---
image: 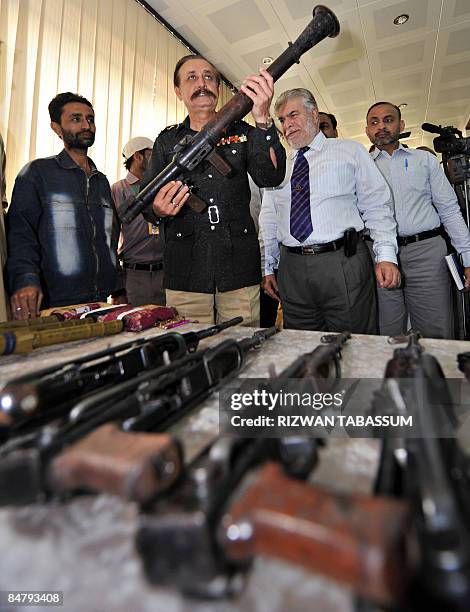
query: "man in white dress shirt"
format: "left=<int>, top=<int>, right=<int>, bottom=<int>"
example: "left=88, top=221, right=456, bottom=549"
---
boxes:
left=259, top=88, right=400, bottom=333
left=366, top=101, right=470, bottom=339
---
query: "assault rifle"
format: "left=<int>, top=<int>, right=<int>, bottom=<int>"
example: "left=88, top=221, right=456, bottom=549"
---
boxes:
left=371, top=333, right=470, bottom=610
left=136, top=436, right=407, bottom=605
left=0, top=326, right=277, bottom=505
left=121, top=5, right=340, bottom=223
left=137, top=333, right=362, bottom=597
left=0, top=317, right=242, bottom=431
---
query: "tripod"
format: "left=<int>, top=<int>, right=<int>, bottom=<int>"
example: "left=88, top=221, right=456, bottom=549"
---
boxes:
left=444, top=153, right=470, bottom=340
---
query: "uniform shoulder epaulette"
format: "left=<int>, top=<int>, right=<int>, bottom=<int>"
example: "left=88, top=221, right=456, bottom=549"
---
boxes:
left=160, top=124, right=178, bottom=134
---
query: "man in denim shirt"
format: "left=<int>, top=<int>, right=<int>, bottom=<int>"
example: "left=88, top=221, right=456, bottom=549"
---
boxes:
left=7, top=92, right=123, bottom=319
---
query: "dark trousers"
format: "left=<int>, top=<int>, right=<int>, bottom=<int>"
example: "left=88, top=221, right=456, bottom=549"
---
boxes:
left=278, top=240, right=377, bottom=334
left=125, top=268, right=165, bottom=306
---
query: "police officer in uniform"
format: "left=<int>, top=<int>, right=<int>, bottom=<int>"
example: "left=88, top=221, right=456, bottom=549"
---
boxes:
left=141, top=55, right=286, bottom=325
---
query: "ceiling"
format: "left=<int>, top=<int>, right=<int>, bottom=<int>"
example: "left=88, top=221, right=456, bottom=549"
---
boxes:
left=146, top=0, right=470, bottom=150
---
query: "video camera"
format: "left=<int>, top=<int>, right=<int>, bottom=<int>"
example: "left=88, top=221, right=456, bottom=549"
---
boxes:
left=422, top=122, right=470, bottom=157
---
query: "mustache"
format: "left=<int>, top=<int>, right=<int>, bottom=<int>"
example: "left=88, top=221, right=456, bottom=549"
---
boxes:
left=190, top=88, right=216, bottom=101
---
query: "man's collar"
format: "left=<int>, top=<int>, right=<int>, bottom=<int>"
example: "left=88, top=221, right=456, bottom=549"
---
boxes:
left=56, top=148, right=97, bottom=172
left=289, top=130, right=326, bottom=159
left=180, top=113, right=221, bottom=133
left=180, top=116, right=191, bottom=132
left=370, top=142, right=411, bottom=159
left=126, top=171, right=140, bottom=184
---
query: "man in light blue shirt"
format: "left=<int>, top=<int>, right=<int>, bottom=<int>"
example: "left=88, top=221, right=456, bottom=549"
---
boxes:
left=259, top=88, right=400, bottom=333
left=366, top=101, right=470, bottom=339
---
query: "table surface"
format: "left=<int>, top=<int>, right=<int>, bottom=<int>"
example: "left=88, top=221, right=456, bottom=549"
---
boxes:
left=1, top=325, right=469, bottom=612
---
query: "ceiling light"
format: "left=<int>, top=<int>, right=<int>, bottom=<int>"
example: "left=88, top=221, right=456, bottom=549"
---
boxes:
left=262, top=56, right=273, bottom=66
left=398, top=103, right=408, bottom=109
left=393, top=14, right=409, bottom=25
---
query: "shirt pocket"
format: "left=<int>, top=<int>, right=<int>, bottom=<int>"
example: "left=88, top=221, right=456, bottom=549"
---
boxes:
left=402, top=161, right=429, bottom=195
left=310, top=159, right=355, bottom=198
left=165, top=220, right=195, bottom=279
left=217, top=140, right=247, bottom=175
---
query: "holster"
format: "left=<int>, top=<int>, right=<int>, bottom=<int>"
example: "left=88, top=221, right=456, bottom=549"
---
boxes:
left=343, top=227, right=359, bottom=258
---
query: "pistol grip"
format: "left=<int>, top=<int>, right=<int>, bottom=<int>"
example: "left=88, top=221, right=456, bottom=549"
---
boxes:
left=222, top=462, right=410, bottom=607
left=47, top=423, right=182, bottom=503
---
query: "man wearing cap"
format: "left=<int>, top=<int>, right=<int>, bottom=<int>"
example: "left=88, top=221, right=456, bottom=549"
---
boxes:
left=112, top=137, right=165, bottom=306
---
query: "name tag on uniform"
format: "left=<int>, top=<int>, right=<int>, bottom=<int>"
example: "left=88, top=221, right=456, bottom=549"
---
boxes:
left=148, top=223, right=160, bottom=235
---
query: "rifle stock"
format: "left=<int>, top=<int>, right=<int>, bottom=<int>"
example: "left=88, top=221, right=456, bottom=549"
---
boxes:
left=221, top=462, right=409, bottom=607
left=122, top=5, right=340, bottom=223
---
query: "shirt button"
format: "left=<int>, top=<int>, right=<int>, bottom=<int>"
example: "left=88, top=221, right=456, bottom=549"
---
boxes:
left=209, top=198, right=214, bottom=203
left=266, top=135, right=271, bottom=141
left=208, top=174, right=213, bottom=179
left=232, top=149, right=237, bottom=154
left=211, top=225, right=215, bottom=230
left=244, top=228, right=248, bottom=233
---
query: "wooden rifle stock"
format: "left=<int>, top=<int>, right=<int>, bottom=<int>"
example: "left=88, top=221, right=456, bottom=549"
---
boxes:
left=46, top=423, right=183, bottom=503
left=121, top=5, right=340, bottom=223
left=221, top=463, right=410, bottom=607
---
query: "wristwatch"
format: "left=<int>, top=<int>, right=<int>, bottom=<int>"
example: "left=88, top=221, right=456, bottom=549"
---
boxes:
left=255, top=117, right=274, bottom=130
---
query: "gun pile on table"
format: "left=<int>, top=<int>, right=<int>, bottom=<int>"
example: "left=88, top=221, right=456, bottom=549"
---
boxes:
left=2, top=3, right=470, bottom=602
left=1, top=320, right=470, bottom=611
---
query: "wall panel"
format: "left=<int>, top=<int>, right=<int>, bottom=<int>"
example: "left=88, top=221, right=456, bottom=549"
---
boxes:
left=0, top=0, right=234, bottom=200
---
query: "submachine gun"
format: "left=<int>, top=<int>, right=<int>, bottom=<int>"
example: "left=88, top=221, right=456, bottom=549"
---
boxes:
left=121, top=4, right=340, bottom=223
left=371, top=333, right=470, bottom=611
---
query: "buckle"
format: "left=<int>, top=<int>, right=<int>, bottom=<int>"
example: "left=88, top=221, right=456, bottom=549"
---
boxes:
left=301, top=246, right=315, bottom=254
left=208, top=205, right=220, bottom=224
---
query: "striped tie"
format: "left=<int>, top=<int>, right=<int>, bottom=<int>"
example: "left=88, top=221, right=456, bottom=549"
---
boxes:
left=290, top=146, right=312, bottom=243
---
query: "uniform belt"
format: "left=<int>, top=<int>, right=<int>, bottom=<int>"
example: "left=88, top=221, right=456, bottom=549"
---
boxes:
left=123, top=261, right=163, bottom=271
left=284, top=237, right=345, bottom=255
left=397, top=227, right=443, bottom=246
